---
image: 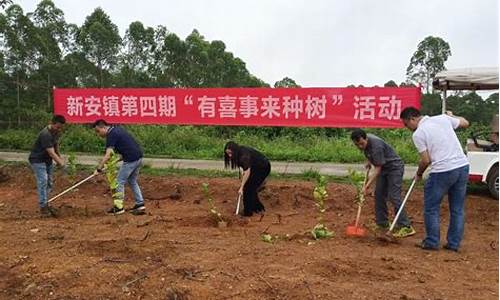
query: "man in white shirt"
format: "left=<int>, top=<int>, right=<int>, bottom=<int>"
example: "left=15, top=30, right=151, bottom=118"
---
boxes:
left=400, top=107, right=469, bottom=252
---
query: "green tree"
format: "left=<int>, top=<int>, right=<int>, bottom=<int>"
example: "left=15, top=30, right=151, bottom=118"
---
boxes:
left=153, top=31, right=187, bottom=87
left=185, top=29, right=209, bottom=87
left=31, top=0, right=70, bottom=60
left=0, top=2, right=274, bottom=129
left=383, top=80, right=398, bottom=87
left=0, top=0, right=12, bottom=9
left=115, top=21, right=155, bottom=87
left=30, top=0, right=72, bottom=110
left=60, top=51, right=96, bottom=87
left=399, top=82, right=416, bottom=87
left=447, top=92, right=499, bottom=125
left=274, top=77, right=300, bottom=88
left=76, top=7, right=121, bottom=87
left=419, top=93, right=442, bottom=116
left=148, top=25, right=175, bottom=87
left=0, top=5, right=41, bottom=124
left=406, top=36, right=451, bottom=94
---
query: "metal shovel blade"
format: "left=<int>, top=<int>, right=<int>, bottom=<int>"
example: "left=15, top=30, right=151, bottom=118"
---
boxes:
left=345, top=223, right=367, bottom=237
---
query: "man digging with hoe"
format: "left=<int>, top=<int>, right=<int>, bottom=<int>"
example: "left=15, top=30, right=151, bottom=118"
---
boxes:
left=92, top=119, right=146, bottom=216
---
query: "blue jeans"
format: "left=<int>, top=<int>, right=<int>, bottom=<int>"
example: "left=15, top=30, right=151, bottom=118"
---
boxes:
left=423, top=165, right=469, bottom=250
left=30, top=162, right=54, bottom=208
left=116, top=159, right=144, bottom=206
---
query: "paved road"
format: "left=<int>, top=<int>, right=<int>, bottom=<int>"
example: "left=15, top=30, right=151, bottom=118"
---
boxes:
left=0, top=151, right=418, bottom=179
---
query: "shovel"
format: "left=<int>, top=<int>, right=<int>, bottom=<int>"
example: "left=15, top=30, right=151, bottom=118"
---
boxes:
left=379, top=177, right=417, bottom=242
left=345, top=168, right=370, bottom=237
left=48, top=172, right=98, bottom=203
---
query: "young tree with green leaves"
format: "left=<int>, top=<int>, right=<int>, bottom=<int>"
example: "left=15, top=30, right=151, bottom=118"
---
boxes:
left=311, top=176, right=334, bottom=240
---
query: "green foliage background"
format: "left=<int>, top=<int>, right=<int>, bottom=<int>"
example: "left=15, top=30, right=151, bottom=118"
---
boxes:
left=0, top=1, right=497, bottom=164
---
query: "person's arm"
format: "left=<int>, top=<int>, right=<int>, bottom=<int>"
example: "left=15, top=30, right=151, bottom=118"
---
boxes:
left=40, top=132, right=63, bottom=165
left=238, top=168, right=251, bottom=195
left=54, top=142, right=60, bottom=156
left=415, top=150, right=431, bottom=181
left=46, top=147, right=64, bottom=166
left=411, top=131, right=430, bottom=181
left=94, top=148, right=114, bottom=175
left=363, top=165, right=381, bottom=195
left=446, top=111, right=469, bottom=129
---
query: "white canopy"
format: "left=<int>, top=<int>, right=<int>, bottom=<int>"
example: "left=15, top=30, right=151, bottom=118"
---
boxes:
left=433, top=67, right=499, bottom=90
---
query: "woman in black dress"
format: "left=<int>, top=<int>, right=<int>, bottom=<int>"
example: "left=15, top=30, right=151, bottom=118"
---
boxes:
left=224, top=141, right=271, bottom=216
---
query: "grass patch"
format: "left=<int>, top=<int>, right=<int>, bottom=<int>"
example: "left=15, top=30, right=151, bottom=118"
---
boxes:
left=0, top=125, right=421, bottom=163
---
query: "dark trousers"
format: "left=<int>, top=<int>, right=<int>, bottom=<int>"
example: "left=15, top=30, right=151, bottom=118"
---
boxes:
left=374, top=165, right=411, bottom=227
left=243, top=163, right=271, bottom=216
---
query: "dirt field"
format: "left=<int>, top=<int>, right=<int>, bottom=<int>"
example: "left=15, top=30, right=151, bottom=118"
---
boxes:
left=0, top=165, right=498, bottom=300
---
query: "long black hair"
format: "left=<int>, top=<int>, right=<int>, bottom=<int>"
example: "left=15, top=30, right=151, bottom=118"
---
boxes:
left=224, top=141, right=240, bottom=169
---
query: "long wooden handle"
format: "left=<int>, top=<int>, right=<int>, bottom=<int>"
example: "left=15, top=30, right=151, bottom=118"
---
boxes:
left=364, top=168, right=370, bottom=186
left=235, top=194, right=242, bottom=215
left=48, top=173, right=97, bottom=203
left=354, top=204, right=362, bottom=227
left=389, top=178, right=417, bottom=232
left=354, top=168, right=370, bottom=227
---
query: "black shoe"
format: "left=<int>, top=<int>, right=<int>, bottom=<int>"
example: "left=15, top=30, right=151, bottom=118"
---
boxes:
left=48, top=206, right=58, bottom=216
left=129, top=204, right=146, bottom=215
left=40, top=206, right=52, bottom=218
left=107, top=206, right=125, bottom=215
left=40, top=206, right=57, bottom=218
left=443, top=244, right=459, bottom=252
left=414, top=241, right=438, bottom=251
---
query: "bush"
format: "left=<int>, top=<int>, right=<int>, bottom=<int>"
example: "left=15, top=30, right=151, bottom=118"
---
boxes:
left=2, top=124, right=469, bottom=165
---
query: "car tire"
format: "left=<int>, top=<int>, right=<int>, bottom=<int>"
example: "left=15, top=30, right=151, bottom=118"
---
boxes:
left=487, top=164, right=499, bottom=200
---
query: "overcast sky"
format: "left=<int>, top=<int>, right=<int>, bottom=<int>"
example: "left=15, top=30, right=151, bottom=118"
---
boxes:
left=15, top=0, right=500, bottom=88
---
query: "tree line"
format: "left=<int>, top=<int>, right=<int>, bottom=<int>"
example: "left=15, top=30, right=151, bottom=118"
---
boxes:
left=0, top=0, right=497, bottom=129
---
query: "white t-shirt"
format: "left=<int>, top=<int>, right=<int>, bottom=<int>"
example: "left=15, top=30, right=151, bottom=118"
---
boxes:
left=412, top=115, right=469, bottom=173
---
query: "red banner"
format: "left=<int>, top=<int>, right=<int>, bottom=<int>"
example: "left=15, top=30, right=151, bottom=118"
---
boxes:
left=53, top=87, right=421, bottom=128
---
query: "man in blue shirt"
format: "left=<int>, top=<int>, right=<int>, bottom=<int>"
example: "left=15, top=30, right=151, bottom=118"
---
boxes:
left=92, top=119, right=145, bottom=215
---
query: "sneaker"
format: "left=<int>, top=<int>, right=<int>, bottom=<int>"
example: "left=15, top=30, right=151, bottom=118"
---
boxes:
left=414, top=241, right=438, bottom=251
left=375, top=223, right=390, bottom=231
left=392, top=226, right=416, bottom=238
left=107, top=206, right=125, bottom=215
left=129, top=204, right=146, bottom=216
